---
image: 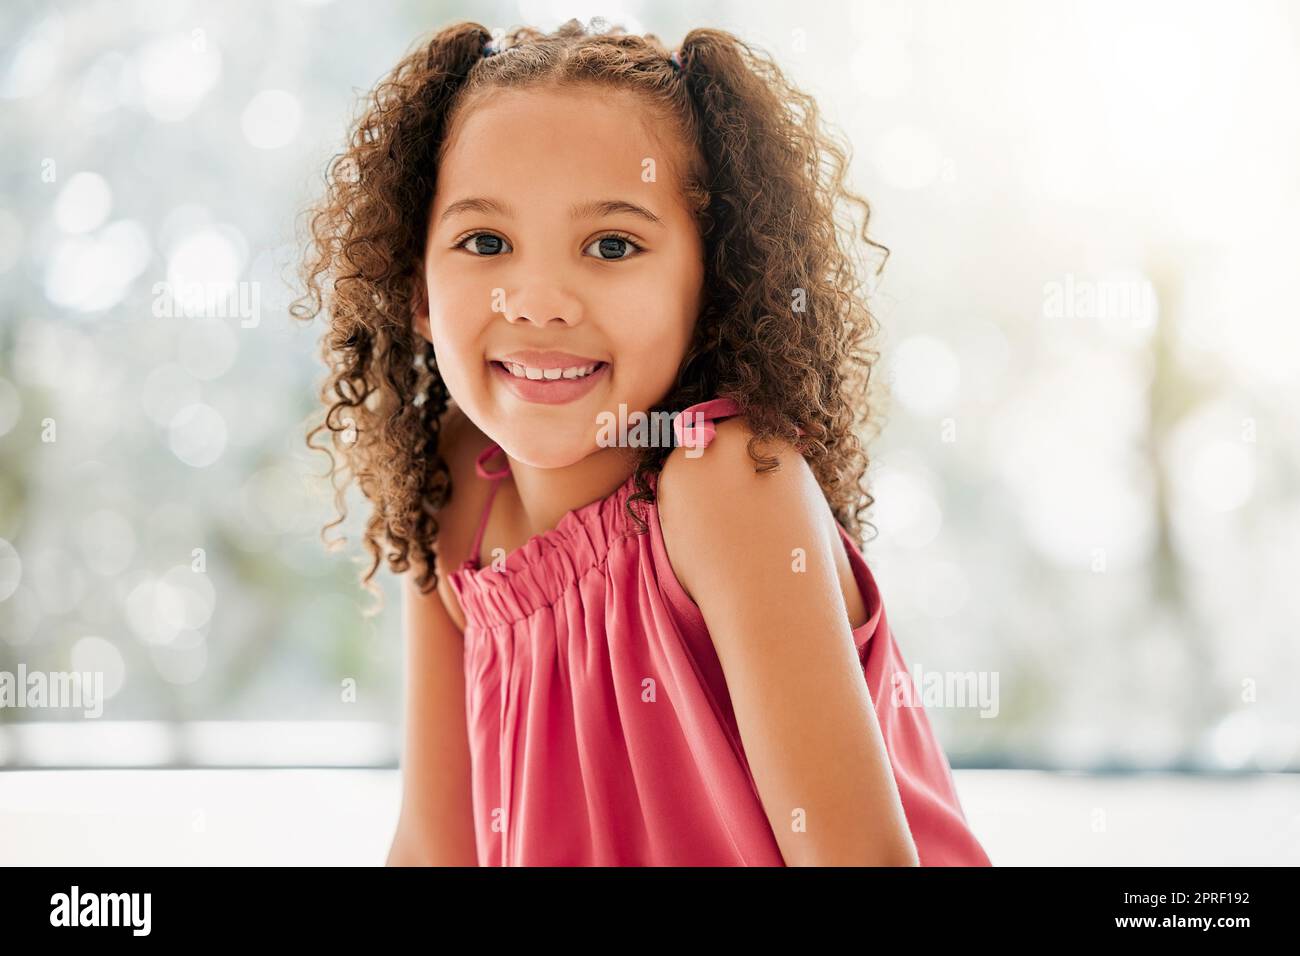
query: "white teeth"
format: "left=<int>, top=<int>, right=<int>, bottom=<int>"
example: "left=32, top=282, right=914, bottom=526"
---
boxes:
left=501, top=361, right=602, bottom=381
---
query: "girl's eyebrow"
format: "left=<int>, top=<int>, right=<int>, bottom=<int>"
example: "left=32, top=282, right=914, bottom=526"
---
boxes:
left=438, top=197, right=663, bottom=227
left=571, top=198, right=664, bottom=227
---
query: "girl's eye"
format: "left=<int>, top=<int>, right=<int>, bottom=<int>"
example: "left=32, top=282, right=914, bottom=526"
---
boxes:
left=454, top=232, right=511, bottom=256
left=451, top=231, right=644, bottom=260
left=583, top=233, right=644, bottom=261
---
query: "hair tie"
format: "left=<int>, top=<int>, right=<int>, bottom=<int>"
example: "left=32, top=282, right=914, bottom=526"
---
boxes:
left=482, top=37, right=500, bottom=57
left=669, top=49, right=683, bottom=73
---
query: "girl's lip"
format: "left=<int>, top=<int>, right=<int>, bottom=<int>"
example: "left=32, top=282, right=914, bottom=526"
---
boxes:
left=488, top=359, right=611, bottom=405
left=495, top=351, right=606, bottom=369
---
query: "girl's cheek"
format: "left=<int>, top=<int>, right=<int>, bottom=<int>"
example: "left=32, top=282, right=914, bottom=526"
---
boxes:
left=621, top=316, right=687, bottom=362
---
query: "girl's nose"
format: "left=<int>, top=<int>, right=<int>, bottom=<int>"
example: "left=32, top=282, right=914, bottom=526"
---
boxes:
left=499, top=290, right=583, bottom=327
left=505, top=310, right=573, bottom=326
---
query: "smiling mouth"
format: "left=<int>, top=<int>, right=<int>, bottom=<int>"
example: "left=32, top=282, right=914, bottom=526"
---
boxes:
left=489, top=360, right=610, bottom=381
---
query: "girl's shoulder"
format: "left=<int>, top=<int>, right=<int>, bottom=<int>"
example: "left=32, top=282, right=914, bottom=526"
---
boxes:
left=659, top=413, right=805, bottom=498
left=657, top=415, right=867, bottom=629
left=656, top=414, right=809, bottom=575
left=430, top=403, right=500, bottom=631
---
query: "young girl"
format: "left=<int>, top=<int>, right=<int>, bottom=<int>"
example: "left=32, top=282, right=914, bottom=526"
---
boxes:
left=296, top=19, right=991, bottom=867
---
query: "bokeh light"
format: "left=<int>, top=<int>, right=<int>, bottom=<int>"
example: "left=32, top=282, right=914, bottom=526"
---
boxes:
left=241, top=89, right=303, bottom=150
left=1, top=0, right=1296, bottom=782
left=134, top=31, right=221, bottom=121
left=53, top=172, right=112, bottom=234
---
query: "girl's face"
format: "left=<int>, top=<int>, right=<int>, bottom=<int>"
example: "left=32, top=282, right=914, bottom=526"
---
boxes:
left=414, top=84, right=705, bottom=469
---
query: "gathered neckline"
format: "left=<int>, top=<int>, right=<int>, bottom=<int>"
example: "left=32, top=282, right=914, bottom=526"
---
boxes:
left=447, top=397, right=741, bottom=628
left=452, top=461, right=645, bottom=578
left=446, top=464, right=656, bottom=629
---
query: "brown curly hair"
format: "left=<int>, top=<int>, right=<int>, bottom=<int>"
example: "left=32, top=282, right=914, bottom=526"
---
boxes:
left=293, top=18, right=888, bottom=615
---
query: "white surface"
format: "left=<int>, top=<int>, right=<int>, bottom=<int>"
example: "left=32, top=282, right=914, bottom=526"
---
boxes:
left=0, top=721, right=395, bottom=767
left=0, top=768, right=1297, bottom=865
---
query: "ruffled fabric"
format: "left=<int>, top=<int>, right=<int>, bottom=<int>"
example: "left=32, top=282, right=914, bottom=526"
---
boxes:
left=446, top=399, right=992, bottom=866
left=449, top=471, right=639, bottom=630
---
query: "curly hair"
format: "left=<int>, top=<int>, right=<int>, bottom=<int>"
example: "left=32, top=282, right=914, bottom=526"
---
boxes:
left=293, top=18, right=888, bottom=615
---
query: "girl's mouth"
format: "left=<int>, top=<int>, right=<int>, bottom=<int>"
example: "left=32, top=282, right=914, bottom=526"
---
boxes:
left=488, top=360, right=611, bottom=406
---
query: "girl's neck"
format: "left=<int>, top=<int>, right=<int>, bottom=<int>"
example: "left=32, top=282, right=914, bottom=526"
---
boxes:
left=500, top=442, right=638, bottom=540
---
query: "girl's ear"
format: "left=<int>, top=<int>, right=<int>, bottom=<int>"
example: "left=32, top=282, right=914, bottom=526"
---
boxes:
left=411, top=271, right=432, bottom=342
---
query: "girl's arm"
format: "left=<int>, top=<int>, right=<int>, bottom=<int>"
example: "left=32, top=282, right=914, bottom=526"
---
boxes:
left=386, top=569, right=479, bottom=866
left=658, top=420, right=919, bottom=867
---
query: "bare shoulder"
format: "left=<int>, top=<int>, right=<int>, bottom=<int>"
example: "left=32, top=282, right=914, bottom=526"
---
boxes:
left=659, top=415, right=810, bottom=494
left=657, top=416, right=867, bottom=629
left=657, top=417, right=826, bottom=594
left=426, top=402, right=497, bottom=631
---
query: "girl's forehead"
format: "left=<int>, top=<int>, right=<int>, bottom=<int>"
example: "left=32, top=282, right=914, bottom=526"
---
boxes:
left=442, top=84, right=684, bottom=171
left=434, top=88, right=692, bottom=217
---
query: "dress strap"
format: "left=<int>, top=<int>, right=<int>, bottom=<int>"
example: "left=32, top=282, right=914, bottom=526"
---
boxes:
left=673, top=397, right=806, bottom=451
left=465, top=442, right=510, bottom=568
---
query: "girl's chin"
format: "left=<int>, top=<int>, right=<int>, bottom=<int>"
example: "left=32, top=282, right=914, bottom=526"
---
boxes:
left=498, top=447, right=608, bottom=470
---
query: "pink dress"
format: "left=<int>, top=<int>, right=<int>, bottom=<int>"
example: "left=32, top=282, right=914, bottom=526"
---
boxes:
left=448, top=397, right=992, bottom=866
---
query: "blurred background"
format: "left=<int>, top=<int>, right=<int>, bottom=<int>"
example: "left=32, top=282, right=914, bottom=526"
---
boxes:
left=1, top=0, right=1298, bottom=864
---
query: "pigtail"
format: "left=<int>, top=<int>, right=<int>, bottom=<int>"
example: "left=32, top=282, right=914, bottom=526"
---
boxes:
left=660, top=29, right=882, bottom=544
left=296, top=21, right=496, bottom=612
